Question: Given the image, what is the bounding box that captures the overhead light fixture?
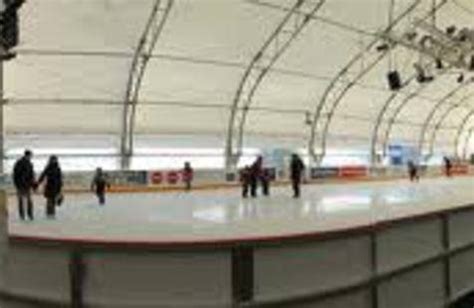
[446,26,456,36]
[436,58,444,69]
[376,43,390,52]
[414,63,433,83]
[387,70,402,91]
[404,31,417,41]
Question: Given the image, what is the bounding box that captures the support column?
[69,250,85,308]
[0,61,4,174]
[232,245,254,305]
[0,190,8,290]
[441,213,451,305]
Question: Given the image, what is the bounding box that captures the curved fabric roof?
[5,0,474,164]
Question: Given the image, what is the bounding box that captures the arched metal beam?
[370,75,416,164]
[381,70,450,157]
[427,90,474,156]
[454,108,474,157]
[308,0,429,166]
[462,127,474,160]
[417,80,473,158]
[120,0,174,169]
[225,0,326,171]
[371,58,455,164]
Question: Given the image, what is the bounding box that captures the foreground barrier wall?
[2,200,474,307]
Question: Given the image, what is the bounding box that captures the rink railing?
[3,200,474,307]
[0,164,472,194]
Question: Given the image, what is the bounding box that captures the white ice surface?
[7,177,474,243]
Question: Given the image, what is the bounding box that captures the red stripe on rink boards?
[452,164,469,175]
[8,202,474,250]
[338,166,368,178]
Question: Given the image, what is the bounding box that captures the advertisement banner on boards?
[149,171,164,186]
[62,172,94,188]
[166,171,180,185]
[310,167,339,179]
[110,171,148,186]
[452,164,469,175]
[0,174,12,189]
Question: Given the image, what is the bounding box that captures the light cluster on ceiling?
[380,20,474,91]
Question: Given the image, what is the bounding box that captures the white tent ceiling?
[4,0,474,158]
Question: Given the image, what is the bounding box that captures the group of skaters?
[13,150,109,220]
[240,153,306,198]
[407,156,455,182]
[12,148,196,221]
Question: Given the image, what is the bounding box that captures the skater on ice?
[91,167,110,205]
[407,160,419,182]
[182,161,194,191]
[290,154,305,198]
[37,155,63,219]
[240,165,251,198]
[13,149,36,221]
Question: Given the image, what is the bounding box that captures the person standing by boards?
[37,155,63,219]
[91,168,110,205]
[290,154,305,198]
[407,160,419,182]
[13,149,36,220]
[249,156,263,198]
[182,162,194,191]
[443,156,452,178]
[240,165,251,198]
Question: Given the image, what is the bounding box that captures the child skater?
[91,168,110,205]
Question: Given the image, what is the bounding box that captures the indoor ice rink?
[1,0,474,307]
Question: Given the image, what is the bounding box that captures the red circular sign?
[167,171,180,185]
[151,172,163,185]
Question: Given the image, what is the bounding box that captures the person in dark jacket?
[37,155,63,218]
[290,154,305,198]
[91,167,110,205]
[249,156,263,198]
[261,168,271,196]
[407,160,419,182]
[13,149,36,220]
[240,165,251,198]
[443,156,452,177]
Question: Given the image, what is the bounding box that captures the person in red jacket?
[182,162,194,191]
